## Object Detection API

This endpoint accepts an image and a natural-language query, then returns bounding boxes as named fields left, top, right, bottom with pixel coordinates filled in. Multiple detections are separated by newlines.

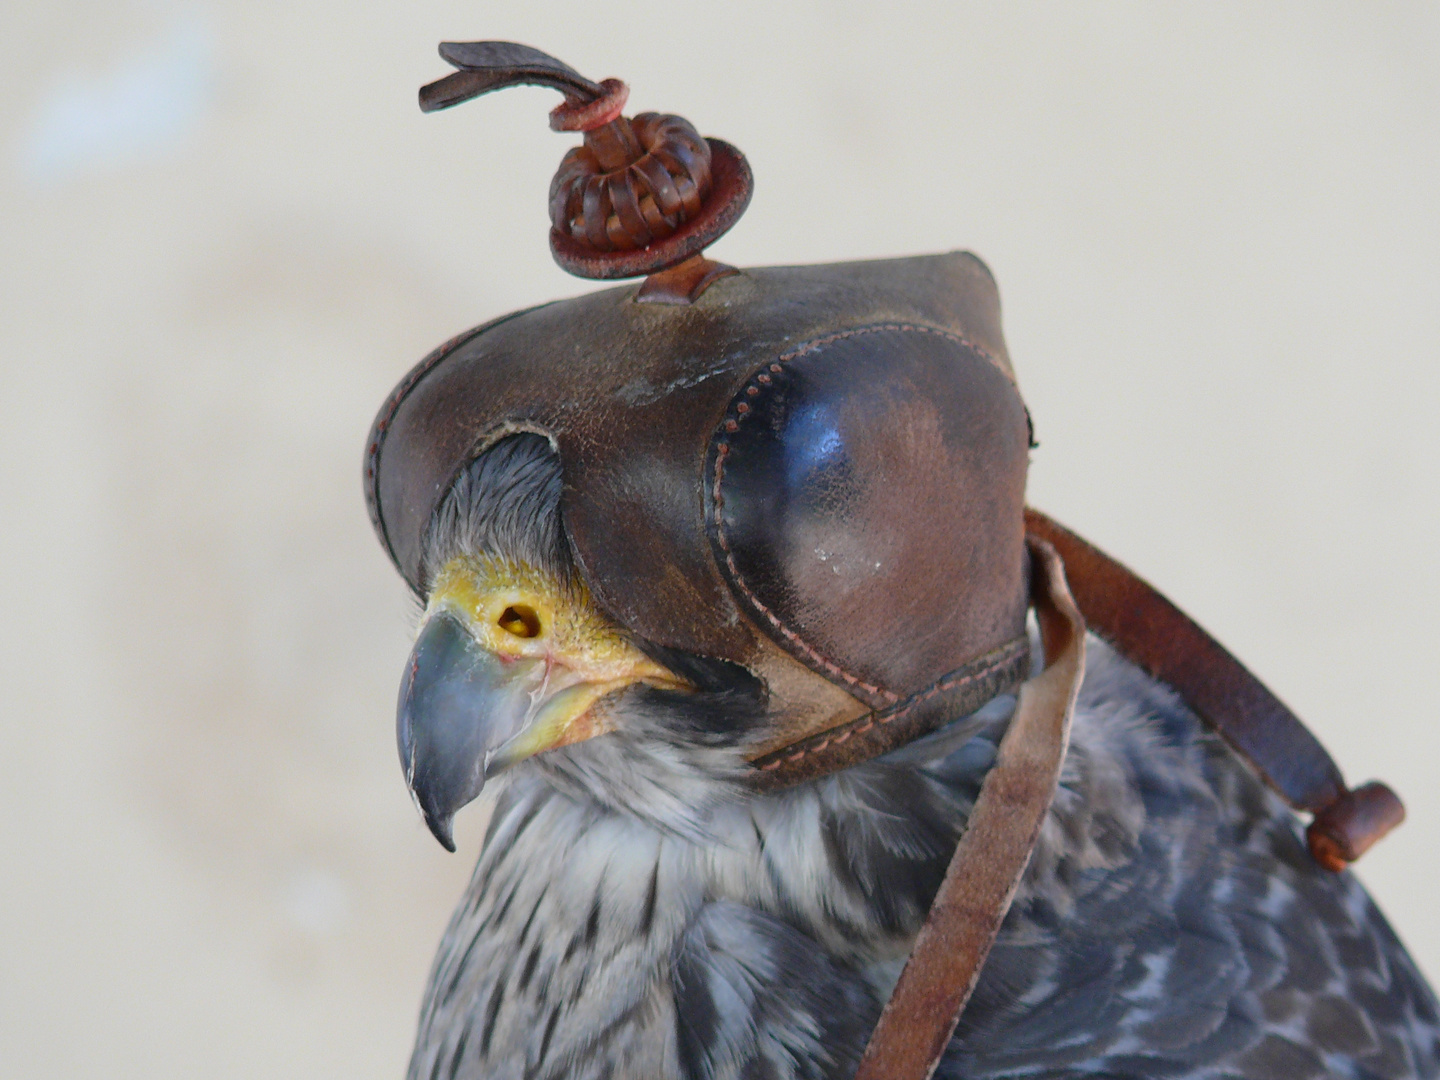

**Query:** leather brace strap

left=854, top=514, right=1407, bottom=1080
left=746, top=636, right=1031, bottom=790
left=855, top=537, right=1086, bottom=1080
left=1023, top=508, right=1404, bottom=870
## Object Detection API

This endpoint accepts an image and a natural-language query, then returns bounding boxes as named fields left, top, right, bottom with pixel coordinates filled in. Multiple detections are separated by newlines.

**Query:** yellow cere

left=426, top=555, right=682, bottom=686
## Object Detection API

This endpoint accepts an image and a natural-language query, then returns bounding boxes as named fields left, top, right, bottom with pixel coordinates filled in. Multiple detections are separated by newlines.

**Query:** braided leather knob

left=550, top=113, right=712, bottom=253
left=420, top=41, right=751, bottom=283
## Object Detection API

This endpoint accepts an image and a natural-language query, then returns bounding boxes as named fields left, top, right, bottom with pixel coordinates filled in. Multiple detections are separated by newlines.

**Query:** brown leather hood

left=365, top=250, right=1032, bottom=705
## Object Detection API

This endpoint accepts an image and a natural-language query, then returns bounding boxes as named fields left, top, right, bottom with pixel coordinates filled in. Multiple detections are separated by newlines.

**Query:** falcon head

left=372, top=260, right=1037, bottom=851
left=398, top=432, right=770, bottom=850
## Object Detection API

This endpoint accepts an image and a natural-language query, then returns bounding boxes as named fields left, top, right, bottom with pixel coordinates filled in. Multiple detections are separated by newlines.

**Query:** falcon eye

left=498, top=604, right=543, bottom=639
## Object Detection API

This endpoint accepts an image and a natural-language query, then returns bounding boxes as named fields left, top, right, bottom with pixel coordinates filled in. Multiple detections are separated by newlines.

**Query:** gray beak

left=396, top=611, right=546, bottom=851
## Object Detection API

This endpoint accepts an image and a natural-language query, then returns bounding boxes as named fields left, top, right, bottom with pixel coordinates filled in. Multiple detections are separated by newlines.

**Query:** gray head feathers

left=422, top=432, right=570, bottom=589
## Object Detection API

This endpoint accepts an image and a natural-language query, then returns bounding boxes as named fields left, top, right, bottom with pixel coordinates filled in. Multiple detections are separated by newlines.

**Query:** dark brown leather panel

left=709, top=325, right=1030, bottom=705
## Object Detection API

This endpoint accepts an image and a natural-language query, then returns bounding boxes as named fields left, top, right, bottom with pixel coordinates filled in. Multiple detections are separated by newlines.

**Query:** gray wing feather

left=929, top=641, right=1440, bottom=1080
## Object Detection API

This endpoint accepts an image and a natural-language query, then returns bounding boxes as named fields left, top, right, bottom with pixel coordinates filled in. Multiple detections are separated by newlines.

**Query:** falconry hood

left=366, top=41, right=1402, bottom=842
left=366, top=43, right=1035, bottom=781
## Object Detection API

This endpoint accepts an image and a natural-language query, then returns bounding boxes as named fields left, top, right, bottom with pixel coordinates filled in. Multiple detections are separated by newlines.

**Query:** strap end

left=1306, top=781, right=1406, bottom=871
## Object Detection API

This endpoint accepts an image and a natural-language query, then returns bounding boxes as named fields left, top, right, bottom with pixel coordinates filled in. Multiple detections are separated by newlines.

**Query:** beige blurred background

left=1, top=3, right=1436, bottom=1076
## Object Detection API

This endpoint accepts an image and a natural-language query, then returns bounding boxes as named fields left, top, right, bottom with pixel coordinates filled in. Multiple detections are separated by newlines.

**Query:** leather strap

left=1023, top=508, right=1403, bottom=869
left=855, top=537, right=1086, bottom=1080
left=746, top=635, right=1032, bottom=791
left=853, top=514, right=1406, bottom=1080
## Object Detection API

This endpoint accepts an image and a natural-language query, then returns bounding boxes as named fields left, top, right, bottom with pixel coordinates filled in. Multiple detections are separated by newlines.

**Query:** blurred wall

left=1, top=3, right=1436, bottom=1077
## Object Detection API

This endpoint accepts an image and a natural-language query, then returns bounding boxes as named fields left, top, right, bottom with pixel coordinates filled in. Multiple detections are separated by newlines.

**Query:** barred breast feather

left=409, top=639, right=1440, bottom=1080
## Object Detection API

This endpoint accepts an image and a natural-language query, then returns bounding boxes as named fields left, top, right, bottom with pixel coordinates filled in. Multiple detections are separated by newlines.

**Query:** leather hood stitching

left=709, top=322, right=1018, bottom=706
left=365, top=306, right=547, bottom=587
left=751, top=633, right=1031, bottom=772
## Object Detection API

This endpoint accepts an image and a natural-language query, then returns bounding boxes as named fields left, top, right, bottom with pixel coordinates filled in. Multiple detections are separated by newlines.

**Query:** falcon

left=392, top=432, right=1439, bottom=1080
left=367, top=39, right=1440, bottom=1080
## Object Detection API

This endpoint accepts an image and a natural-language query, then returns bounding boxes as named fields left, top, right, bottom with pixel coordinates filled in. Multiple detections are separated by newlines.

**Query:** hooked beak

left=397, top=600, right=683, bottom=851
left=397, top=610, right=532, bottom=851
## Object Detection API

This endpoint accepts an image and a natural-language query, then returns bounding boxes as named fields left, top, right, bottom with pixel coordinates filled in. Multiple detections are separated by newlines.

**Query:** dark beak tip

left=425, top=811, right=457, bottom=853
